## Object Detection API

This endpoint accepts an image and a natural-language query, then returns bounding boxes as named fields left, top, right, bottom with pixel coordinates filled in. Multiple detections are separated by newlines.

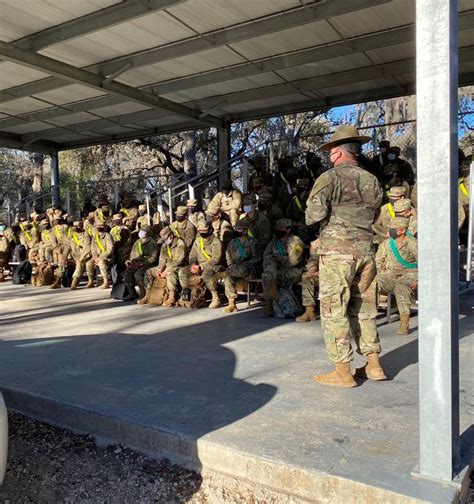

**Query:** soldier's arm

left=100, top=235, right=115, bottom=260
left=262, top=239, right=274, bottom=268
left=372, top=208, right=387, bottom=238
left=288, top=237, right=304, bottom=266
left=189, top=241, right=198, bottom=264
left=258, top=215, right=272, bottom=249
left=226, top=244, right=234, bottom=267
left=375, top=242, right=387, bottom=272
left=207, top=239, right=223, bottom=267
left=170, top=240, right=187, bottom=267
left=157, top=247, right=167, bottom=272
left=247, top=239, right=261, bottom=266
left=206, top=193, right=221, bottom=215
left=231, top=190, right=243, bottom=211
left=145, top=242, right=159, bottom=265
left=305, top=173, right=332, bottom=225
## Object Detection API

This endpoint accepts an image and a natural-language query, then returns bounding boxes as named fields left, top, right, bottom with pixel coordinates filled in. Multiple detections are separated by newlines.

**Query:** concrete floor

left=0, top=282, right=472, bottom=502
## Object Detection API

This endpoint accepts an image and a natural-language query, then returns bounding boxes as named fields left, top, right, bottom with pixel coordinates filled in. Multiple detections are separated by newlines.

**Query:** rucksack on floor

left=62, top=264, right=74, bottom=288
left=273, top=287, right=303, bottom=319
left=12, top=260, right=32, bottom=285
left=178, top=281, right=207, bottom=309
left=147, top=277, right=168, bottom=306
left=35, top=263, right=54, bottom=286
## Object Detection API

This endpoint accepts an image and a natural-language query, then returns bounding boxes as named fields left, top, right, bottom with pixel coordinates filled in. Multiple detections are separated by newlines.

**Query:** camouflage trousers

left=224, top=263, right=259, bottom=300
left=86, top=257, right=111, bottom=282
left=38, top=244, right=53, bottom=263
left=145, top=264, right=180, bottom=293
left=124, top=265, right=147, bottom=290
left=0, top=250, right=7, bottom=280
left=28, top=245, right=40, bottom=263
left=319, top=254, right=380, bottom=364
left=72, top=257, right=90, bottom=280
left=262, top=260, right=303, bottom=300
left=178, top=265, right=222, bottom=293
left=377, top=271, right=417, bottom=316
left=301, top=271, right=319, bottom=307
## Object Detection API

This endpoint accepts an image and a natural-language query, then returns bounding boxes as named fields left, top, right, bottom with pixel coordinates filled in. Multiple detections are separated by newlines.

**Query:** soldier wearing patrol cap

left=257, top=190, right=284, bottom=228
left=222, top=219, right=261, bottom=313
left=0, top=221, right=9, bottom=281
left=170, top=206, right=196, bottom=249
left=186, top=198, right=204, bottom=229
left=110, top=214, right=132, bottom=267
left=207, top=179, right=243, bottom=226
left=69, top=220, right=91, bottom=290
left=261, top=218, right=305, bottom=318
left=296, top=238, right=319, bottom=323
left=136, top=204, right=149, bottom=230
left=373, top=186, right=407, bottom=242
left=85, top=219, right=114, bottom=289
left=393, top=198, right=417, bottom=237
left=178, top=221, right=224, bottom=309
left=306, top=124, right=385, bottom=388
left=376, top=216, right=418, bottom=336
left=287, top=178, right=309, bottom=224
left=38, top=219, right=54, bottom=263
left=239, top=193, right=271, bottom=259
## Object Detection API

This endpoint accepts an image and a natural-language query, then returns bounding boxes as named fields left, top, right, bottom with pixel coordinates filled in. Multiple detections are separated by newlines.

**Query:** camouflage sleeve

left=173, top=239, right=187, bottom=267
left=231, top=190, right=243, bottom=211
left=288, top=236, right=304, bottom=267
left=102, top=234, right=115, bottom=260
left=189, top=241, right=198, bottom=264
left=258, top=215, right=271, bottom=249
left=263, top=239, right=275, bottom=268
left=206, top=193, right=222, bottom=215
left=157, top=246, right=167, bottom=271
left=372, top=208, right=386, bottom=238
left=375, top=241, right=387, bottom=272
left=408, top=237, right=418, bottom=262
left=305, top=172, right=332, bottom=226
left=225, top=242, right=234, bottom=267
left=248, top=238, right=261, bottom=266
left=208, top=238, right=223, bottom=267
left=374, top=177, right=383, bottom=209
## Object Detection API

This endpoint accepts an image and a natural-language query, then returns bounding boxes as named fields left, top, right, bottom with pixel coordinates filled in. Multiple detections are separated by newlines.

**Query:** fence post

left=146, top=194, right=151, bottom=226
left=25, top=200, right=30, bottom=219
left=157, top=193, right=164, bottom=223
left=372, top=127, right=378, bottom=158
left=168, top=187, right=173, bottom=224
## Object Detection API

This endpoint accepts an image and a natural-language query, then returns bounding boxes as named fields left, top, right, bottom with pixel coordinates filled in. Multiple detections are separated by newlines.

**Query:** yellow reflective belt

left=25, top=231, right=31, bottom=241
left=42, top=230, right=50, bottom=242
left=137, top=240, right=143, bottom=256
left=459, top=179, right=469, bottom=197
left=72, top=232, right=81, bottom=247
left=99, top=210, right=104, bottom=220
left=387, top=203, right=395, bottom=218
left=67, top=227, right=72, bottom=238
left=121, top=208, right=129, bottom=216
left=167, top=245, right=172, bottom=258
left=293, top=195, right=303, bottom=211
left=95, top=233, right=105, bottom=252
left=172, top=226, right=182, bottom=239
left=199, top=237, right=212, bottom=260
left=54, top=225, right=62, bottom=240
left=19, top=222, right=25, bottom=231
left=280, top=173, right=288, bottom=184
left=113, top=226, right=121, bottom=241
left=247, top=228, right=255, bottom=238
left=87, top=225, right=93, bottom=237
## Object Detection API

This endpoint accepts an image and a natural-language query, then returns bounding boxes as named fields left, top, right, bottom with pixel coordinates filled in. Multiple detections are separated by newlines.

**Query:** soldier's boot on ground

left=296, top=306, right=317, bottom=323
left=355, top=353, right=387, bottom=381
left=163, top=292, right=177, bottom=307
left=223, top=298, right=238, bottom=313
left=0, top=269, right=4, bottom=282
left=261, top=300, right=273, bottom=318
left=266, top=285, right=279, bottom=300
left=49, top=277, right=62, bottom=290
left=123, top=284, right=138, bottom=301
left=208, top=292, right=221, bottom=309
left=313, top=363, right=357, bottom=388
left=397, top=314, right=410, bottom=335
left=137, top=289, right=149, bottom=305
left=70, top=277, right=80, bottom=290
left=99, top=278, right=110, bottom=289
left=86, top=277, right=95, bottom=288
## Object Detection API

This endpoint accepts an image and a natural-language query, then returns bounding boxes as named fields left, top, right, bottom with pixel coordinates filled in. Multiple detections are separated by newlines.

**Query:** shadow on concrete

left=0, top=308, right=280, bottom=500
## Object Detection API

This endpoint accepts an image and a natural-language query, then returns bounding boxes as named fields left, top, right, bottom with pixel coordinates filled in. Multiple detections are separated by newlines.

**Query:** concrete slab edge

left=2, top=386, right=460, bottom=504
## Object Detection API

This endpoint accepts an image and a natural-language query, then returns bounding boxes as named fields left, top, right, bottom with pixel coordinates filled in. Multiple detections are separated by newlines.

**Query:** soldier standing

left=306, top=125, right=385, bottom=388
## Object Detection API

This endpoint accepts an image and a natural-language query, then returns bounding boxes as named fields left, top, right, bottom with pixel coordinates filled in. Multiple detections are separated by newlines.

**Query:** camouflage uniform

left=393, top=198, right=417, bottom=237
left=210, top=216, right=233, bottom=247
left=239, top=210, right=271, bottom=259
left=170, top=218, right=196, bottom=250
left=121, top=206, right=139, bottom=227
left=124, top=236, right=159, bottom=294
left=376, top=230, right=417, bottom=317
left=136, top=205, right=149, bottom=230
left=86, top=231, right=115, bottom=283
left=373, top=187, right=406, bottom=242
left=69, top=228, right=91, bottom=280
left=38, top=223, right=54, bottom=263
left=110, top=220, right=132, bottom=266
left=306, top=161, right=383, bottom=364
left=0, top=224, right=8, bottom=281
left=301, top=239, right=319, bottom=308
left=207, top=189, right=242, bottom=226
left=262, top=232, right=305, bottom=300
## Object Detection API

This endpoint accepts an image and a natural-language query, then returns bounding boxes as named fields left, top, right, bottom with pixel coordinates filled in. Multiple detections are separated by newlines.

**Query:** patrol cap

left=257, top=190, right=272, bottom=203
left=197, top=221, right=210, bottom=232
left=112, top=214, right=122, bottom=220
left=140, top=224, right=151, bottom=233
left=40, top=219, right=49, bottom=226
left=73, top=220, right=82, bottom=227
left=379, top=139, right=390, bottom=148
left=393, top=199, right=412, bottom=212
left=53, top=215, right=62, bottom=222
left=159, top=226, right=172, bottom=238
left=186, top=198, right=198, bottom=207
left=30, top=211, right=38, bottom=218
left=389, top=186, right=407, bottom=197
left=383, top=164, right=398, bottom=175
left=243, top=193, right=257, bottom=204
left=276, top=218, right=292, bottom=228
left=389, top=217, right=409, bottom=229
left=96, top=219, right=106, bottom=226
left=88, top=211, right=95, bottom=219
left=176, top=206, right=188, bottom=216
left=138, top=204, right=146, bottom=211
left=390, top=146, right=401, bottom=154
left=319, top=124, right=371, bottom=152
left=235, top=219, right=249, bottom=231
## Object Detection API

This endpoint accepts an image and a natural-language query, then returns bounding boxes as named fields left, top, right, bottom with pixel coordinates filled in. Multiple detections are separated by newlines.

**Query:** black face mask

left=199, top=231, right=212, bottom=238
left=258, top=202, right=268, bottom=211
left=234, top=230, right=246, bottom=237
left=188, top=208, right=196, bottom=214
left=389, top=228, right=398, bottom=239
left=97, top=227, right=105, bottom=233
left=75, top=227, right=82, bottom=232
left=389, top=198, right=399, bottom=205
left=275, top=229, right=288, bottom=239
left=176, top=215, right=186, bottom=222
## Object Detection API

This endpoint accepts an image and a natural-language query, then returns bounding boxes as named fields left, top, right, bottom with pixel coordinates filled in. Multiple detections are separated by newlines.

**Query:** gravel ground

left=0, top=413, right=472, bottom=504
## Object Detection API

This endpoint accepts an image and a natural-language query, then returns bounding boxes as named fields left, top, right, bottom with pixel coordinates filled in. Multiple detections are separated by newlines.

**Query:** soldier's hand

left=190, top=264, right=200, bottom=274
left=308, top=267, right=319, bottom=278
left=161, top=271, right=168, bottom=278
left=411, top=282, right=418, bottom=290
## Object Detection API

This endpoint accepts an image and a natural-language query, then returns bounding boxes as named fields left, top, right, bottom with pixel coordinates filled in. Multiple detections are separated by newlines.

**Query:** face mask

left=0, top=225, right=5, bottom=232
left=199, top=231, right=212, bottom=238
left=388, top=153, right=396, bottom=161
left=97, top=227, right=105, bottom=233
left=275, top=229, right=287, bottom=239
left=389, top=197, right=399, bottom=205
left=243, top=204, right=254, bottom=214
left=75, top=227, right=82, bottom=232
left=188, top=208, right=196, bottom=214
left=176, top=215, right=186, bottom=222
left=389, top=228, right=399, bottom=239
left=380, top=147, right=387, bottom=154
left=138, top=230, right=147, bottom=239
left=166, top=237, right=173, bottom=245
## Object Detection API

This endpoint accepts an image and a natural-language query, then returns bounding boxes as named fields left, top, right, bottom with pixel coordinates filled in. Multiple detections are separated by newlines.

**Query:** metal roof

left=0, top=0, right=473, bottom=154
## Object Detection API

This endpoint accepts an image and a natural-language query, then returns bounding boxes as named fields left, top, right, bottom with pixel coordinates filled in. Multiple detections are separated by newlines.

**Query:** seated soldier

left=261, top=219, right=305, bottom=317
left=94, top=195, right=113, bottom=225
left=85, top=220, right=114, bottom=289
left=120, top=198, right=139, bottom=227
left=123, top=225, right=158, bottom=301
left=178, top=221, right=223, bottom=309
left=239, top=193, right=271, bottom=259
left=376, top=217, right=418, bottom=335
left=287, top=178, right=309, bottom=224
left=207, top=179, right=243, bottom=226
left=223, top=220, right=261, bottom=313
left=69, top=220, right=91, bottom=290
left=373, top=186, right=407, bottom=243
left=110, top=214, right=132, bottom=268
left=296, top=238, right=319, bottom=323
left=136, top=204, right=148, bottom=230
left=381, top=165, right=410, bottom=202
left=205, top=209, right=233, bottom=247
left=257, top=190, right=283, bottom=228
left=140, top=227, right=187, bottom=306
left=186, top=198, right=205, bottom=229
left=393, top=198, right=417, bottom=237
left=170, top=206, right=196, bottom=249
left=84, top=212, right=96, bottom=238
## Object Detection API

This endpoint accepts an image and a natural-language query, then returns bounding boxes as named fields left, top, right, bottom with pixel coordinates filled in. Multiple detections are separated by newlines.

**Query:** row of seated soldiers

left=0, top=177, right=422, bottom=334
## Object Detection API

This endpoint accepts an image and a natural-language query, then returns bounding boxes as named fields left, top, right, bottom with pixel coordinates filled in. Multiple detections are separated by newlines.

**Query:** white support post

left=145, top=194, right=151, bottom=226
left=188, top=184, right=195, bottom=200
left=466, top=162, right=474, bottom=283
left=416, top=0, right=460, bottom=482
left=168, top=187, right=173, bottom=224
left=114, top=181, right=119, bottom=211
left=157, top=193, right=164, bottom=223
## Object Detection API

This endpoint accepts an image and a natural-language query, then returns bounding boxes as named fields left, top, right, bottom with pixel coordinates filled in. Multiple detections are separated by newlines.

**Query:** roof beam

left=0, top=131, right=59, bottom=154
left=1, top=9, right=473, bottom=132
left=0, top=0, right=392, bottom=104
left=0, top=41, right=224, bottom=128
left=11, top=0, right=185, bottom=52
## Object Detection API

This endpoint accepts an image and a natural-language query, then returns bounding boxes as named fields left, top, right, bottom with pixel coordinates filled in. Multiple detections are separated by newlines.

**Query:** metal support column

left=217, top=124, right=231, bottom=187
left=50, top=150, right=60, bottom=207
left=416, top=0, right=459, bottom=481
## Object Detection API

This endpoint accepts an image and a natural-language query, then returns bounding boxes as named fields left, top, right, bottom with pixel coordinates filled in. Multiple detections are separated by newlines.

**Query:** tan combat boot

left=223, top=298, right=238, bottom=313
left=137, top=291, right=149, bottom=305
left=99, top=279, right=110, bottom=289
left=397, top=314, right=410, bottom=335
left=313, top=363, right=357, bottom=388
left=70, top=277, right=80, bottom=290
left=355, top=353, right=387, bottom=381
left=208, top=292, right=221, bottom=309
left=49, top=277, right=62, bottom=290
left=163, top=292, right=177, bottom=307
left=261, top=300, right=273, bottom=318
left=296, top=306, right=316, bottom=323
left=86, top=277, right=94, bottom=288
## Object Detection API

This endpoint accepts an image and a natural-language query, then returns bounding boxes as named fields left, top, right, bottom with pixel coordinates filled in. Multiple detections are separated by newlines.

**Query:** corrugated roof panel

left=0, top=0, right=119, bottom=42
left=459, top=29, right=474, bottom=47
left=46, top=112, right=102, bottom=127
left=219, top=93, right=310, bottom=114
left=92, top=102, right=152, bottom=118
left=0, top=97, right=51, bottom=115
left=136, top=115, right=190, bottom=128
left=40, top=11, right=195, bottom=67
left=230, top=19, right=340, bottom=60
left=319, top=78, right=401, bottom=98
left=1, top=122, right=56, bottom=135
left=33, top=84, right=109, bottom=105
left=365, top=42, right=415, bottom=65
left=0, top=62, right=51, bottom=90
left=166, top=0, right=302, bottom=34
left=90, top=125, right=142, bottom=135
left=118, top=47, right=245, bottom=87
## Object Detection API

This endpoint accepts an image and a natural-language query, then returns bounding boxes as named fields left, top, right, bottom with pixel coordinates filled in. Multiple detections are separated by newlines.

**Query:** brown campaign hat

left=319, top=124, right=371, bottom=152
